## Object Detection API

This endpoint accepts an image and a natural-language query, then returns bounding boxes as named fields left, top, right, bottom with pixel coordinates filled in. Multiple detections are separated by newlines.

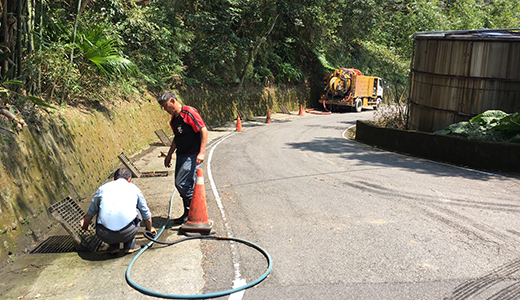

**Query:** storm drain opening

left=45, top=196, right=103, bottom=253
left=31, top=235, right=77, bottom=254
left=118, top=152, right=169, bottom=178
left=155, top=129, right=172, bottom=147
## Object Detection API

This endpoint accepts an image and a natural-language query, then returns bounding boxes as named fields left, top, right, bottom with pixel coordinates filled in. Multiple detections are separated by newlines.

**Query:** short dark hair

left=158, top=92, right=177, bottom=104
left=114, top=168, right=132, bottom=180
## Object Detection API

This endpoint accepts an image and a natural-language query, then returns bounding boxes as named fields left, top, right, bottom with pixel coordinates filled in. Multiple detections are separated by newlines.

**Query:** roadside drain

left=46, top=196, right=103, bottom=252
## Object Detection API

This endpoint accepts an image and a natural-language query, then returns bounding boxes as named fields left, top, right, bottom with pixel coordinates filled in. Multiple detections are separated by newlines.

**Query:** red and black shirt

left=170, top=106, right=205, bottom=155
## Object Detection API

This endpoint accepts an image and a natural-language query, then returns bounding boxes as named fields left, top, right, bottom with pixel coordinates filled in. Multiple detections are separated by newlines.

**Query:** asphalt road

left=201, top=111, right=520, bottom=300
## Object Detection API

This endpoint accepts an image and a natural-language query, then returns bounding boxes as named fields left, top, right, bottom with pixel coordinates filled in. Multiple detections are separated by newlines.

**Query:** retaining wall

left=0, top=95, right=171, bottom=264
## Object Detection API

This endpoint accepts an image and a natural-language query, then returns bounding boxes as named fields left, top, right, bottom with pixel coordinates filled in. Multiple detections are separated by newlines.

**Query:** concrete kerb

left=0, top=110, right=303, bottom=300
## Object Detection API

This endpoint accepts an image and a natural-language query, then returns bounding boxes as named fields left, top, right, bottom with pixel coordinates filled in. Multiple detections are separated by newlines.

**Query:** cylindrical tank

left=408, top=29, right=520, bottom=132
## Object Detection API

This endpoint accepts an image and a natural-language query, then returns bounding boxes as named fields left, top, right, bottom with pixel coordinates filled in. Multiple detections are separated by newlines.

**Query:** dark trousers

left=175, top=154, right=200, bottom=215
left=96, top=216, right=140, bottom=250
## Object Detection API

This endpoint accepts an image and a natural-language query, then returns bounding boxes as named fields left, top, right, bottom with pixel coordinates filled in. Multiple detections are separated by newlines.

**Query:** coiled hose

left=125, top=189, right=273, bottom=299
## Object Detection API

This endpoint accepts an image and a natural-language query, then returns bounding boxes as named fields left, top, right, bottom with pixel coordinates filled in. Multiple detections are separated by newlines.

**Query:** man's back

left=90, top=179, right=140, bottom=231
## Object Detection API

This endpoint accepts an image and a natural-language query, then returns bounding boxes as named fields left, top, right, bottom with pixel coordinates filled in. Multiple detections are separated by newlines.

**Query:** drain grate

left=139, top=170, right=169, bottom=177
left=155, top=129, right=172, bottom=146
left=118, top=152, right=142, bottom=178
left=118, top=152, right=169, bottom=178
left=279, top=105, right=291, bottom=114
left=48, top=197, right=103, bottom=252
left=31, top=235, right=77, bottom=254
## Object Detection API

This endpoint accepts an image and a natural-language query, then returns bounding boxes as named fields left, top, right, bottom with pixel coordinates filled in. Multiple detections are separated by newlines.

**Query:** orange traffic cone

left=181, top=168, right=213, bottom=234
left=236, top=115, right=243, bottom=131
left=298, top=104, right=304, bottom=116
left=266, top=109, right=272, bottom=123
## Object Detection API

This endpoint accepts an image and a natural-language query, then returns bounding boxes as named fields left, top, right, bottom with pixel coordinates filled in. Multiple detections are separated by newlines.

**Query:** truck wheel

left=355, top=98, right=362, bottom=112
left=374, top=98, right=381, bottom=110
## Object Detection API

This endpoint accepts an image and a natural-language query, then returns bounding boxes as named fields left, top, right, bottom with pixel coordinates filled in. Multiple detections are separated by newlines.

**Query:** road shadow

left=286, top=135, right=508, bottom=181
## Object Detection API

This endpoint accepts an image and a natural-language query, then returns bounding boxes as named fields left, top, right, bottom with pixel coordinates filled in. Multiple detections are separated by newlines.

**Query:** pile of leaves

left=435, top=110, right=520, bottom=143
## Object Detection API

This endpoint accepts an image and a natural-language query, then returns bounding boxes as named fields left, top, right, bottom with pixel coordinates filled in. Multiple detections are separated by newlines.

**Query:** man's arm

left=164, top=138, right=176, bottom=168
left=80, top=193, right=101, bottom=230
left=80, top=213, right=94, bottom=231
left=143, top=218, right=157, bottom=237
left=135, top=189, right=156, bottom=237
left=196, top=126, right=208, bottom=165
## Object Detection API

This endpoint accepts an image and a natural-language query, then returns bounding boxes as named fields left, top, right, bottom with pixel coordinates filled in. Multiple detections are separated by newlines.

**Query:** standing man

left=158, top=92, right=208, bottom=224
left=80, top=168, right=157, bottom=254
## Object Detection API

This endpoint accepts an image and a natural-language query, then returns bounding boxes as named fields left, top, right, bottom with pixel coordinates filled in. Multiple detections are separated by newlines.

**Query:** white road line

left=207, top=132, right=247, bottom=300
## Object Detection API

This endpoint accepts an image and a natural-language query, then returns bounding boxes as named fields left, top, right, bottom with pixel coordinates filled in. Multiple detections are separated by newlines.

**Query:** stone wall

left=0, top=95, right=171, bottom=264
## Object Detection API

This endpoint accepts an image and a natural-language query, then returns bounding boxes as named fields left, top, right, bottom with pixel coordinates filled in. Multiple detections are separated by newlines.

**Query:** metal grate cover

left=279, top=105, right=291, bottom=114
left=118, top=152, right=169, bottom=178
left=155, top=129, right=172, bottom=146
left=48, top=197, right=103, bottom=252
left=118, top=152, right=142, bottom=178
left=140, top=170, right=169, bottom=177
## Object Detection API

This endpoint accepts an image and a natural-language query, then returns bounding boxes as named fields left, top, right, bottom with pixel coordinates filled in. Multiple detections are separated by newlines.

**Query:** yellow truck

left=319, top=68, right=383, bottom=112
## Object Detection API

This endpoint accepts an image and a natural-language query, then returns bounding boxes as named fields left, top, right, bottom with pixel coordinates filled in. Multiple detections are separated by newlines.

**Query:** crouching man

left=80, top=168, right=157, bottom=254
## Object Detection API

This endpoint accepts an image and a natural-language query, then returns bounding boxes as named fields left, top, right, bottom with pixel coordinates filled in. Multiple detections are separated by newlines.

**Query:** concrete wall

left=0, top=94, right=171, bottom=264
left=355, top=120, right=520, bottom=174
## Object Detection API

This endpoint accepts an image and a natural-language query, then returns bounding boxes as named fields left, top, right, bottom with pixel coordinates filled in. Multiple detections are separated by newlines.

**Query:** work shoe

left=123, top=245, right=141, bottom=254
left=171, top=214, right=188, bottom=225
left=107, top=245, right=120, bottom=254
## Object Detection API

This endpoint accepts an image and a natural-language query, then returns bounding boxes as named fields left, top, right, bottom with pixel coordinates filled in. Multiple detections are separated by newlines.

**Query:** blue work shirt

left=87, top=178, right=152, bottom=231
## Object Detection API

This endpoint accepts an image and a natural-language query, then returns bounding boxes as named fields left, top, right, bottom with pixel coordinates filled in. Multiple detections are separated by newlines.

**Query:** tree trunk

left=27, top=0, right=34, bottom=54
left=16, top=0, right=22, bottom=77
left=79, top=0, right=92, bottom=16
left=1, top=0, right=8, bottom=78
left=37, top=0, right=43, bottom=93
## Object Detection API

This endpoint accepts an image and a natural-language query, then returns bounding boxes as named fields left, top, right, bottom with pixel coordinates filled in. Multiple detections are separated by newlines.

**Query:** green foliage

left=28, top=43, right=80, bottom=102
left=470, top=110, right=508, bottom=127
left=484, top=0, right=520, bottom=28
left=494, top=112, right=520, bottom=132
left=435, top=110, right=520, bottom=143
left=109, top=1, right=188, bottom=89
left=4, top=0, right=520, bottom=114
left=0, top=52, right=52, bottom=110
left=75, top=25, right=138, bottom=78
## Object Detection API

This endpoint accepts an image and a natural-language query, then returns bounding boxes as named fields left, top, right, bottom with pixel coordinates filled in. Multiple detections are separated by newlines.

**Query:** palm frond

left=75, top=25, right=139, bottom=78
left=88, top=55, right=138, bottom=78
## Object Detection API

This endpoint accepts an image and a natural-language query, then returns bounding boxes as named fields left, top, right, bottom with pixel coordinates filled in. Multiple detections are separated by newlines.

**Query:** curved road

left=203, top=111, right=520, bottom=300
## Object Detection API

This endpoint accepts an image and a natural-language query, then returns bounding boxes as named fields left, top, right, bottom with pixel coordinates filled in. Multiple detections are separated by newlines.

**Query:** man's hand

left=148, top=227, right=157, bottom=237
left=164, top=154, right=172, bottom=168
left=196, top=153, right=205, bottom=165
left=79, top=219, right=90, bottom=231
